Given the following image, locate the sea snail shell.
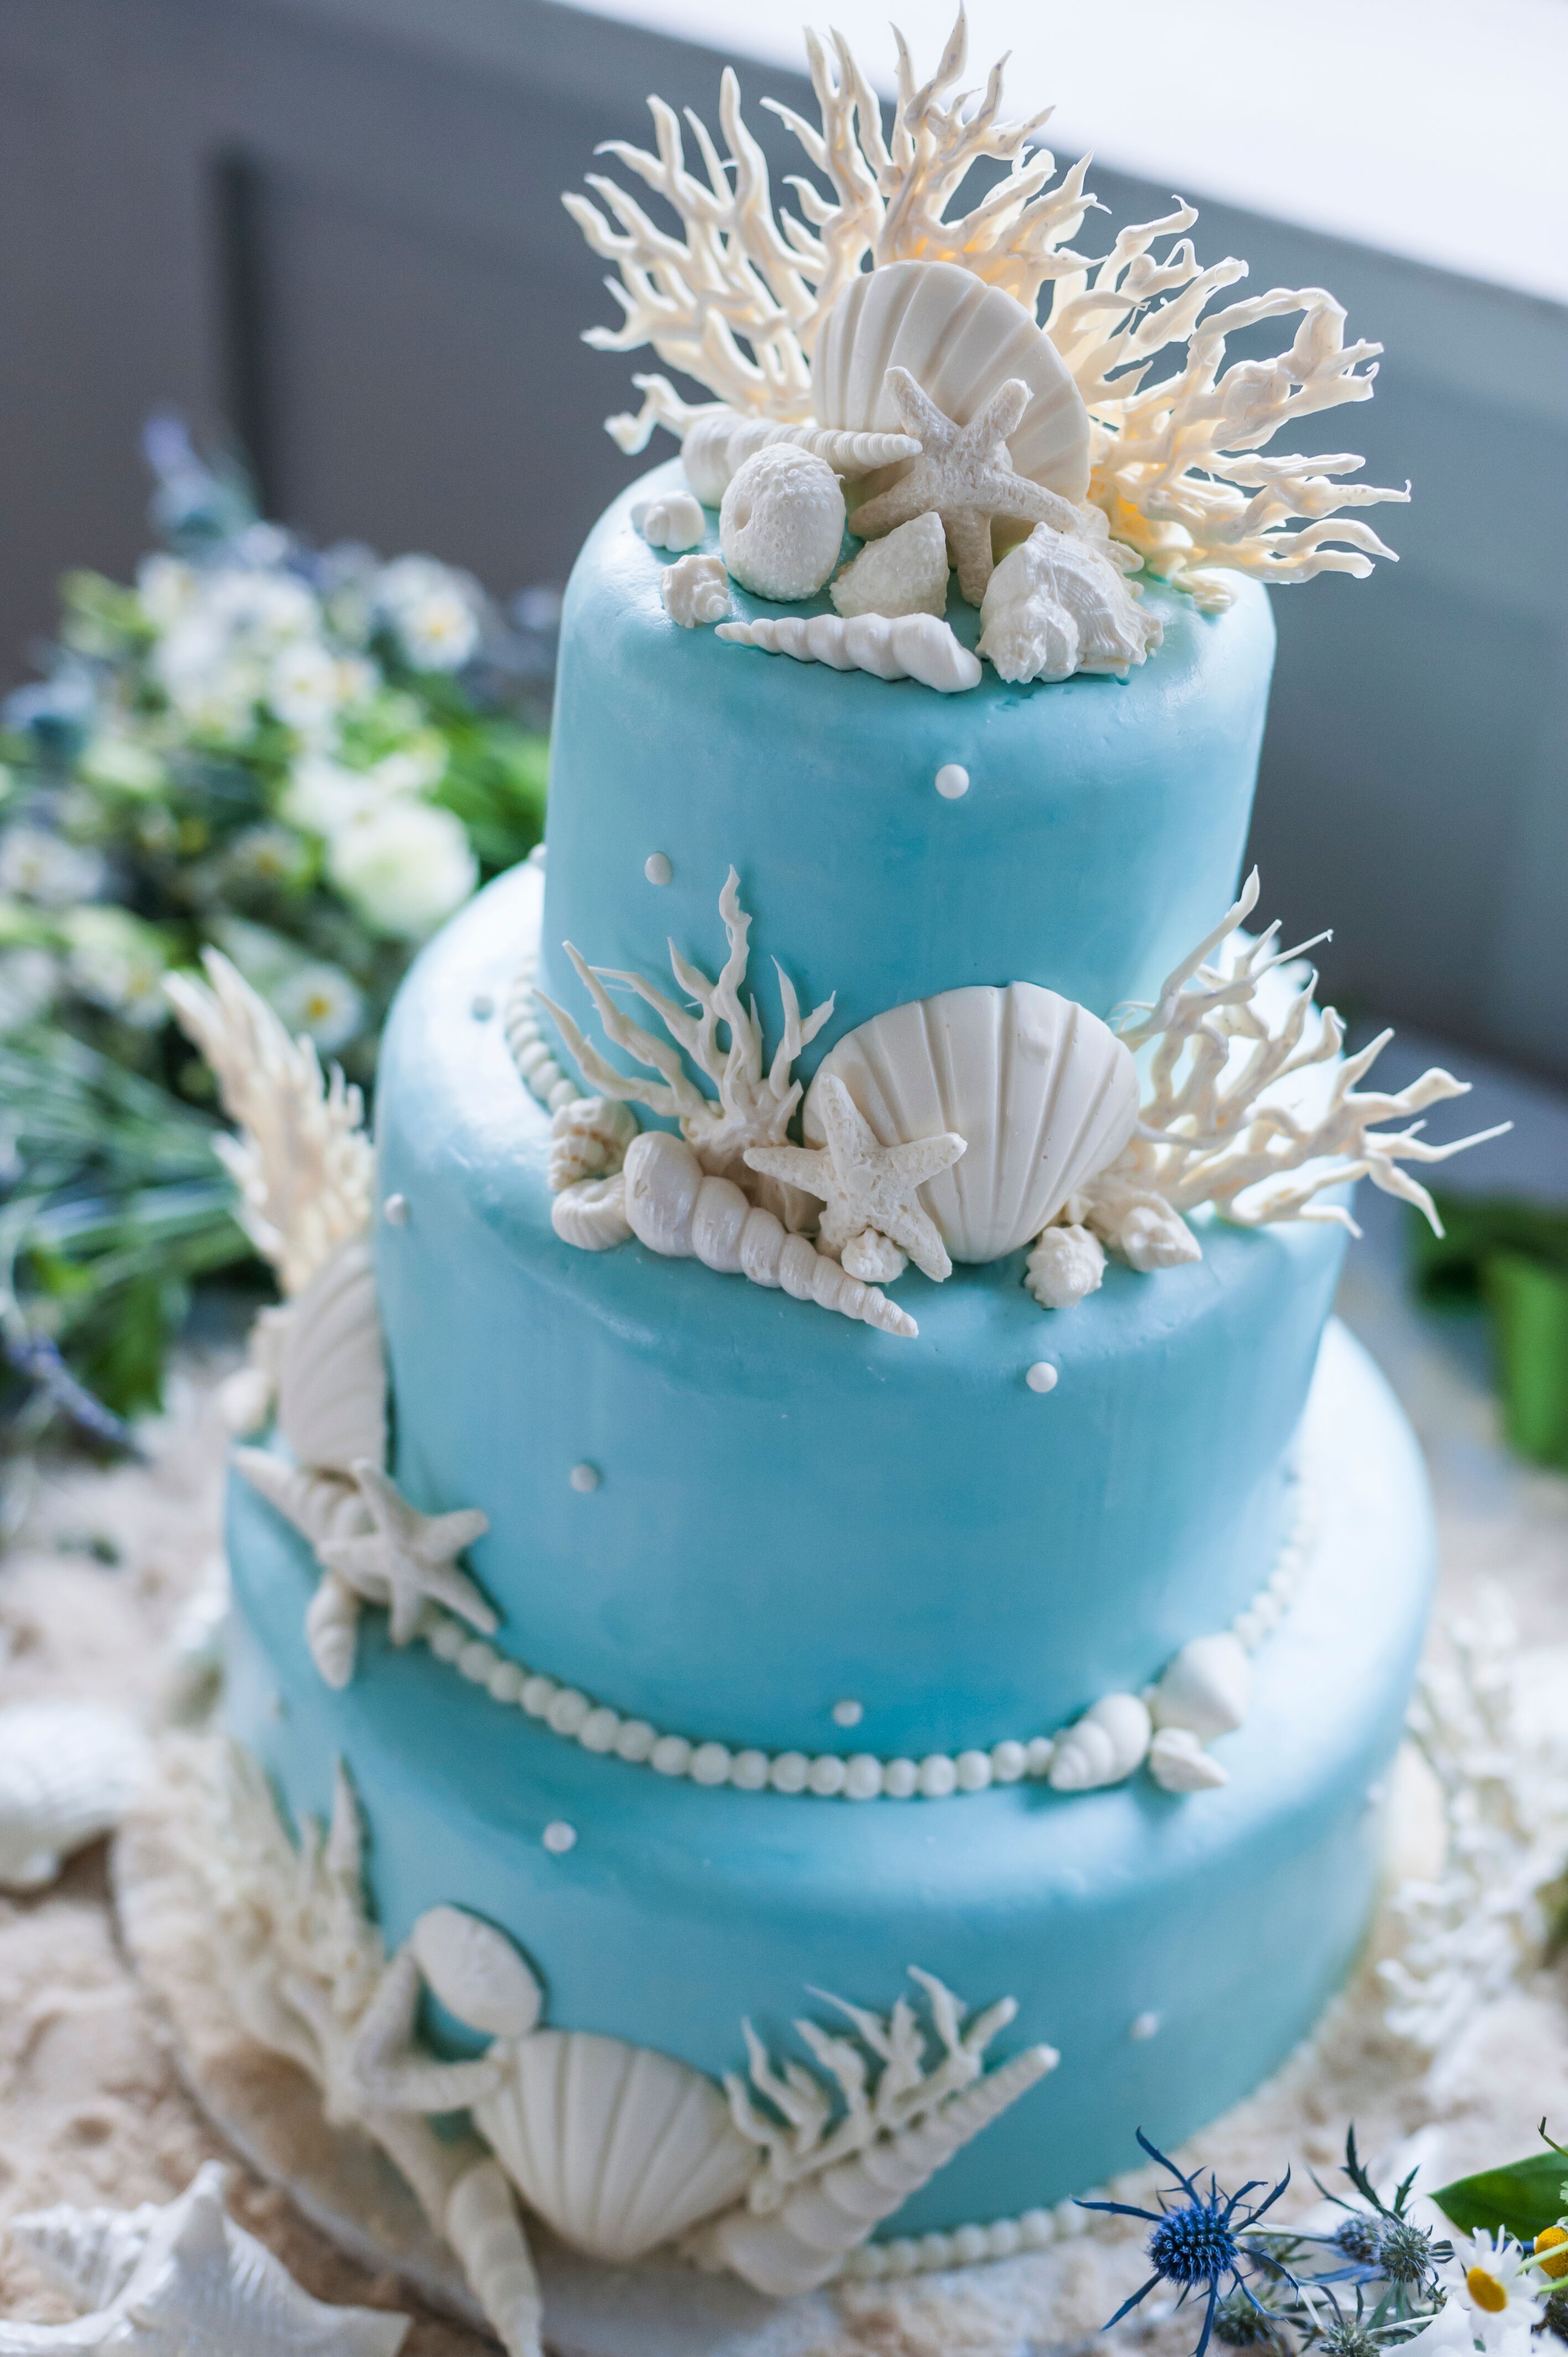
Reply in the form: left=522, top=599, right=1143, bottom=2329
left=1047, top=1692, right=1152, bottom=1792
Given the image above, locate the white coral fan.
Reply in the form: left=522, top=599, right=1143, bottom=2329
left=978, top=515, right=1162, bottom=683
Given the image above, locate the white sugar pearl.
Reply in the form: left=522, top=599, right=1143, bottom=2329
left=458, top=1640, right=497, bottom=1684
left=470, top=992, right=494, bottom=1020
left=1019, top=2209, right=1055, bottom=2251
left=831, top=1697, right=864, bottom=1728
left=548, top=1687, right=590, bottom=1737
left=955, top=1748, right=992, bottom=1792
left=1130, top=2010, right=1162, bottom=2040
left=770, top=1751, right=809, bottom=1794
left=520, top=1675, right=558, bottom=1718
left=991, top=1738, right=1028, bottom=1784
left=579, top=1706, right=620, bottom=1753
left=650, top=1734, right=693, bottom=1777
left=690, top=1741, right=732, bottom=1786
left=487, top=1659, right=524, bottom=1705
left=882, top=2240, right=919, bottom=2277
left=953, top=2224, right=989, bottom=2265
left=1025, top=1361, right=1059, bottom=1394
left=935, top=763, right=969, bottom=800
left=615, top=1718, right=657, bottom=1763
left=882, top=1758, right=919, bottom=1799
left=541, top=1820, right=577, bottom=1855
left=808, top=1754, right=848, bottom=1798
left=569, top=1462, right=600, bottom=1494
left=918, top=2232, right=953, bottom=2269
left=644, top=852, right=673, bottom=886
left=429, top=1618, right=466, bottom=1664
left=988, top=2219, right=1022, bottom=2258
left=844, top=1753, right=883, bottom=1800
left=1025, top=1735, right=1056, bottom=1777
left=731, top=1748, right=770, bottom=1790
left=917, top=1753, right=957, bottom=1799
left=383, top=1192, right=410, bottom=1226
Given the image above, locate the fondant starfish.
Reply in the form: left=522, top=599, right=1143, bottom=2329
left=320, top=1463, right=493, bottom=1646
left=745, top=1075, right=964, bottom=1283
left=0, top=2162, right=408, bottom=2355
left=283, top=1946, right=503, bottom=2122
left=850, top=368, right=1080, bottom=605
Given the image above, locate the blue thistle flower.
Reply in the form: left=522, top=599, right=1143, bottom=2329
left=1080, top=2132, right=1292, bottom=2357
left=1333, top=2213, right=1381, bottom=2266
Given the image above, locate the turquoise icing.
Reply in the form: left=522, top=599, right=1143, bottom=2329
left=374, top=861, right=1347, bottom=1758
left=536, top=459, right=1277, bottom=1068
left=224, top=1319, right=1433, bottom=2231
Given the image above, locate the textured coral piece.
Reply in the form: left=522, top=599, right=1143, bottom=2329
left=719, top=445, right=846, bottom=601
left=831, top=511, right=950, bottom=619
left=716, top=610, right=980, bottom=693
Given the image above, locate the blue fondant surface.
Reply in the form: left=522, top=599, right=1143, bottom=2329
left=225, top=1320, right=1433, bottom=2230
left=374, top=861, right=1347, bottom=1757
left=536, top=459, right=1276, bottom=1068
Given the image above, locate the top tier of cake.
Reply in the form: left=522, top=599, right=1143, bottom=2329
left=535, top=460, right=1275, bottom=1067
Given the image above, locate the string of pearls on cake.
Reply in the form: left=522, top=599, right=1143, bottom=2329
left=503, top=918, right=581, bottom=1116
left=414, top=1483, right=1312, bottom=1802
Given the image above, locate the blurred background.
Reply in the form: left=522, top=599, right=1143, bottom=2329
left=0, top=0, right=1565, bottom=1461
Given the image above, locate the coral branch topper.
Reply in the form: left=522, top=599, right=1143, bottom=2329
left=566, top=9, right=1408, bottom=606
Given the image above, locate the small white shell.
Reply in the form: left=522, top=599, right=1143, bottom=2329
left=978, top=520, right=1163, bottom=684
left=717, top=610, right=979, bottom=694
left=812, top=260, right=1090, bottom=500
left=1148, top=1726, right=1231, bottom=1793
left=549, top=1096, right=638, bottom=1192
left=475, top=2029, right=756, bottom=2262
left=660, top=553, right=730, bottom=627
left=234, top=1450, right=374, bottom=1549
left=411, top=1905, right=544, bottom=2037
left=0, top=1703, right=148, bottom=1891
left=831, top=511, right=950, bottom=619
left=551, top=1172, right=633, bottom=1251
left=304, top=1571, right=362, bottom=1690
left=807, top=985, right=1138, bottom=1265
left=1048, top=1694, right=1152, bottom=1793
left=1113, top=1195, right=1203, bottom=1273
left=276, top=1235, right=386, bottom=1476
left=720, top=446, right=845, bottom=601
left=682, top=410, right=922, bottom=506
left=1025, top=1223, right=1106, bottom=1309
left=1151, top=1633, right=1253, bottom=1743
left=630, top=489, right=704, bottom=550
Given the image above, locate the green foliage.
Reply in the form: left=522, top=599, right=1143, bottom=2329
left=1433, top=2140, right=1568, bottom=2242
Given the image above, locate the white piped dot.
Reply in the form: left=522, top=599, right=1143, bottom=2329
left=1129, top=2010, right=1162, bottom=2041
left=1025, top=1360, right=1059, bottom=1394
left=383, top=1192, right=410, bottom=1226
left=470, top=992, right=494, bottom=1020
left=831, top=1697, right=864, bottom=1728
left=569, top=1462, right=600, bottom=1493
left=644, top=852, right=673, bottom=886
left=541, top=1820, right=577, bottom=1855
left=935, top=763, right=969, bottom=800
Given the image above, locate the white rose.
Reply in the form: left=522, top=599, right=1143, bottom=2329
left=267, top=640, right=346, bottom=732
left=375, top=555, right=481, bottom=672
left=281, top=754, right=379, bottom=837
left=327, top=799, right=477, bottom=938
left=0, top=825, right=106, bottom=906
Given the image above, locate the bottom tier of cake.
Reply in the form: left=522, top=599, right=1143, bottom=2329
left=223, top=1318, right=1432, bottom=2242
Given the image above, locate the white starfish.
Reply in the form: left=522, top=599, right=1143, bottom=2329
left=283, top=1945, right=503, bottom=2124
left=319, top=1463, right=493, bottom=1648
left=850, top=369, right=1081, bottom=605
left=745, top=1076, right=964, bottom=1283
left=0, top=2161, right=408, bottom=2355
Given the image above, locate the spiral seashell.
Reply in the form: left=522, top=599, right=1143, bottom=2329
left=717, top=611, right=980, bottom=694
left=660, top=552, right=731, bottom=628
left=276, top=1234, right=386, bottom=1477
left=0, top=1702, right=148, bottom=1891
left=1151, top=1633, right=1253, bottom=1743
left=475, top=2029, right=757, bottom=2263
left=1025, top=1223, right=1107, bottom=1309
left=978, top=519, right=1163, bottom=685
left=1048, top=1693, right=1152, bottom=1792
left=305, top=1569, right=362, bottom=1690
left=719, top=445, right=846, bottom=601
left=234, top=1449, right=375, bottom=1550
left=630, top=488, right=704, bottom=550
left=831, top=511, right=950, bottom=619
left=1148, top=1725, right=1231, bottom=1793
left=812, top=260, right=1090, bottom=501
left=680, top=409, right=922, bottom=507
left=697, top=2042, right=1058, bottom=2297
left=807, top=985, right=1138, bottom=1265
left=411, top=1906, right=544, bottom=2038
left=551, top=1172, right=633, bottom=1251
left=621, top=1131, right=917, bottom=1338
left=549, top=1096, right=638, bottom=1192
left=443, top=2160, right=544, bottom=2357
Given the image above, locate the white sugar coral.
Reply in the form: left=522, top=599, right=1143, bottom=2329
left=831, top=511, right=950, bottom=618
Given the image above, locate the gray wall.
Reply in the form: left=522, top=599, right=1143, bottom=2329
left=3, top=0, right=1565, bottom=1075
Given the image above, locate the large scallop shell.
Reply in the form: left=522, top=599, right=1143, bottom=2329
left=812, top=260, right=1090, bottom=501
left=474, top=2030, right=756, bottom=2263
left=276, top=1235, right=386, bottom=1476
left=804, top=984, right=1138, bottom=1264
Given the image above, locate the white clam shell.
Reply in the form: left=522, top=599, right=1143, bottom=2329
left=411, top=1905, right=544, bottom=2038
left=475, top=2029, right=756, bottom=2262
left=720, top=445, right=845, bottom=601
left=1048, top=1694, right=1152, bottom=1793
left=812, top=260, right=1090, bottom=501
left=0, top=1702, right=149, bottom=1890
left=1151, top=1632, right=1253, bottom=1742
left=1148, top=1725, right=1231, bottom=1793
left=276, top=1235, right=386, bottom=1476
left=806, top=984, right=1138, bottom=1265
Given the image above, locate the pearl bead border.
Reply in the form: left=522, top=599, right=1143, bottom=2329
left=503, top=941, right=582, bottom=1115
left=414, top=1480, right=1313, bottom=1803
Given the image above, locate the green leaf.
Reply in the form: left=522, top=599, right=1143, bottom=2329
left=1432, top=2153, right=1568, bottom=2240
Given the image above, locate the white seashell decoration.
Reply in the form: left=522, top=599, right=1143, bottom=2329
left=717, top=610, right=979, bottom=694
left=681, top=409, right=922, bottom=507
left=442, top=2160, right=543, bottom=2357
left=275, top=1234, right=386, bottom=1478
left=234, top=1451, right=373, bottom=1550
left=630, top=488, right=704, bottom=550
left=303, top=1571, right=362, bottom=1691
left=410, top=1905, right=544, bottom=2039
left=1148, top=1725, right=1231, bottom=1794
left=0, top=2160, right=409, bottom=2356
left=806, top=984, right=1138, bottom=1266
left=719, top=445, right=845, bottom=601
left=831, top=511, right=950, bottom=620
left=1151, top=1632, right=1254, bottom=1743
left=978, top=518, right=1164, bottom=685
left=812, top=260, right=1090, bottom=501
left=0, top=1703, right=148, bottom=1891
left=475, top=2029, right=757, bottom=2264
left=1048, top=1693, right=1152, bottom=1793
left=548, top=1095, right=638, bottom=1192
left=1025, top=1222, right=1107, bottom=1309
left=659, top=552, right=730, bottom=628
left=621, top=1130, right=917, bottom=1338
left=551, top=1172, right=633, bottom=1252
